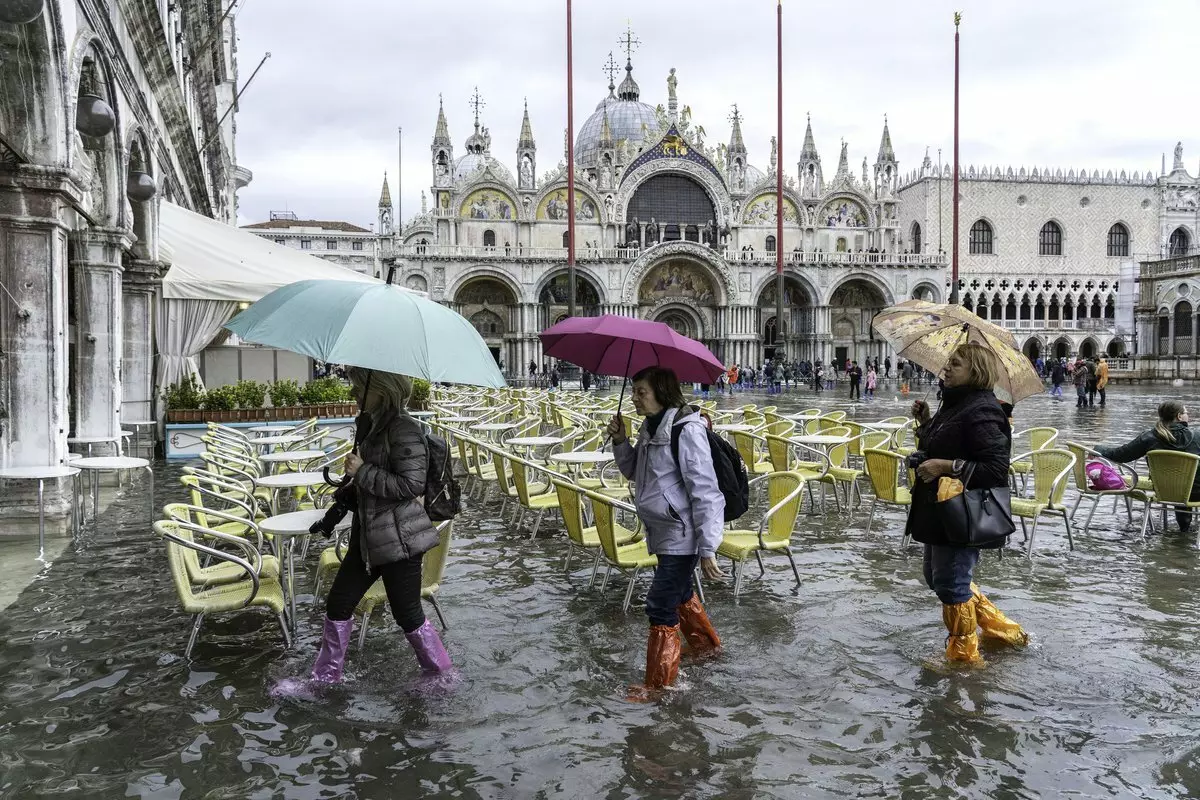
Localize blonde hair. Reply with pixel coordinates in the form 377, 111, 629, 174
1156, 400, 1185, 444
953, 342, 1001, 391
347, 367, 412, 411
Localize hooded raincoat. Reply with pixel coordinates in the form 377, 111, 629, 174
1097, 421, 1200, 495
614, 406, 725, 558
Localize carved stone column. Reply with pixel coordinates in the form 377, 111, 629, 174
71, 227, 133, 455
0, 165, 84, 516
122, 259, 164, 426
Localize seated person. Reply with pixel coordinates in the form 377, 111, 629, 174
1097, 400, 1200, 531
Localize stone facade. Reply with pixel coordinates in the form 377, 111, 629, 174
0, 0, 243, 517
241, 212, 381, 278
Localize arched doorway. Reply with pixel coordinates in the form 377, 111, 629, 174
1169, 227, 1191, 257
1023, 338, 1042, 362
829, 278, 889, 366
758, 276, 814, 361
656, 307, 699, 339
1053, 337, 1071, 360
1107, 338, 1126, 358
455, 276, 518, 363
1175, 300, 1193, 354
1079, 338, 1097, 359
538, 271, 602, 329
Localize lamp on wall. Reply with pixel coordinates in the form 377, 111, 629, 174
127, 144, 157, 202
0, 0, 45, 25
76, 61, 116, 138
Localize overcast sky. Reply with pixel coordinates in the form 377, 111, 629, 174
231, 0, 1199, 229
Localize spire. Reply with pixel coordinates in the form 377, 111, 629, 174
835, 139, 850, 178
876, 114, 896, 163
464, 88, 488, 155
433, 94, 451, 147
727, 104, 746, 154
519, 98, 535, 148
378, 171, 392, 207
616, 24, 641, 101
800, 113, 819, 161
599, 106, 614, 147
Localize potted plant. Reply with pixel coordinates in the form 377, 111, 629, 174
202, 385, 238, 423
232, 379, 268, 420
268, 379, 301, 420
409, 378, 431, 412
163, 375, 205, 423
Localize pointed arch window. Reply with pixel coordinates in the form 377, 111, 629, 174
1169, 227, 1191, 256
1107, 223, 1129, 257
969, 219, 993, 254
1038, 221, 1063, 256
910, 222, 923, 253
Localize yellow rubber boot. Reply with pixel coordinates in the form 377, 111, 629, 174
971, 583, 1029, 647
942, 601, 985, 665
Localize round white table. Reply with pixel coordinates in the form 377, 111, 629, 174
507, 436, 564, 448
253, 434, 307, 450
550, 452, 615, 465
0, 465, 82, 553
256, 471, 334, 515
438, 416, 477, 425
863, 421, 907, 431
713, 423, 757, 433
410, 411, 436, 419
71, 456, 153, 524
792, 434, 851, 446
68, 435, 123, 457
260, 509, 346, 636
248, 425, 288, 436
472, 422, 517, 442
260, 450, 327, 474
121, 420, 157, 456
785, 413, 822, 421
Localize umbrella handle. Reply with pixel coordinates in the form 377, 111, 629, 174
324, 466, 349, 488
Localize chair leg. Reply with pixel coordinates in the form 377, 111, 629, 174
1082, 495, 1101, 535
1123, 495, 1134, 525
1061, 509, 1075, 551
864, 497, 878, 534
427, 595, 449, 630
277, 612, 293, 650
785, 548, 801, 587
1069, 493, 1084, 521
600, 565, 613, 592
1025, 517, 1040, 558
184, 613, 205, 660
1139, 500, 1151, 540
588, 551, 603, 589
358, 613, 370, 648
622, 567, 640, 613
733, 561, 745, 600
564, 543, 575, 574
530, 510, 544, 539
500, 497, 508, 518
755, 550, 766, 579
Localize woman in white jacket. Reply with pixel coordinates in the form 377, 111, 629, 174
608, 367, 725, 699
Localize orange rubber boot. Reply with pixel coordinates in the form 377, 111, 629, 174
627, 624, 682, 702
677, 595, 722, 654
942, 601, 985, 665
971, 583, 1029, 647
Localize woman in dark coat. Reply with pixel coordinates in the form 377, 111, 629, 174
274, 368, 450, 697
906, 343, 1027, 664
1097, 400, 1200, 531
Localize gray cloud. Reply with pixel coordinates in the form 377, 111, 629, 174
232, 0, 1199, 228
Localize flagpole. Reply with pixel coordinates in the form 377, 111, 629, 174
566, 0, 577, 319
775, 0, 784, 358
397, 126, 402, 235
950, 12, 961, 305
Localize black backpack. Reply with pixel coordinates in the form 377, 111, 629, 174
669, 416, 750, 522
423, 432, 462, 522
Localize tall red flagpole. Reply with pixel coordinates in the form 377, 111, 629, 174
775, 0, 784, 355
950, 12, 961, 305
566, 0, 577, 319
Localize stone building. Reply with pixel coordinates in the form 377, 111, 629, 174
242, 209, 381, 278
0, 1, 245, 512
381, 32, 1198, 378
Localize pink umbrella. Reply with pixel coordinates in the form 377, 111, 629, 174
540, 315, 725, 404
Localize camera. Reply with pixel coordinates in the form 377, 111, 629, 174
907, 450, 928, 469
309, 482, 358, 537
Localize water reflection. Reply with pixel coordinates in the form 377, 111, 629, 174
1, 385, 1199, 797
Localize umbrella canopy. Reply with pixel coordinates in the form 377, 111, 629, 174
540, 315, 725, 384
224, 279, 506, 388
871, 299, 1043, 402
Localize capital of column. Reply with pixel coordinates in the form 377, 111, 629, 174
123, 258, 167, 292
70, 227, 136, 270
0, 164, 85, 227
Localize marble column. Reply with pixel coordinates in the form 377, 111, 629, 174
1168, 314, 1176, 356
122, 259, 163, 425
0, 165, 83, 517
71, 228, 133, 455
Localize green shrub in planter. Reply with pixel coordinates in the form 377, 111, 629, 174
163, 375, 205, 410
232, 379, 267, 409
203, 385, 238, 411
269, 379, 300, 407
300, 376, 350, 405
409, 378, 431, 411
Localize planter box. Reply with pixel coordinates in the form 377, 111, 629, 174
165, 403, 359, 424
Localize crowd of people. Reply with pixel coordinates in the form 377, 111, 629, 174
1039, 355, 1110, 407
703, 357, 938, 399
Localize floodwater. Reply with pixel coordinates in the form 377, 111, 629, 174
2, 383, 1200, 799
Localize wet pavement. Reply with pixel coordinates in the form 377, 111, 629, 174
2, 382, 1200, 798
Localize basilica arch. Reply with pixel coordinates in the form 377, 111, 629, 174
452, 272, 519, 363
754, 274, 817, 354
828, 276, 892, 365
615, 161, 731, 230
537, 268, 603, 328
622, 241, 736, 305
650, 302, 706, 341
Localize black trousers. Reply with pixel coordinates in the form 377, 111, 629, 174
326, 525, 426, 633
849, 380, 861, 399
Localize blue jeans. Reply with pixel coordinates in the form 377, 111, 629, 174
645, 554, 698, 626
922, 544, 980, 605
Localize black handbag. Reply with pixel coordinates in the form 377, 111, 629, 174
935, 462, 1016, 547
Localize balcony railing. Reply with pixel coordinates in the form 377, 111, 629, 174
1140, 255, 1200, 278
996, 318, 1115, 333
394, 243, 948, 268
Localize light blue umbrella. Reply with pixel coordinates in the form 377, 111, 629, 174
223, 278, 506, 388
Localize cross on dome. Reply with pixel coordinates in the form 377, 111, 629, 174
603, 51, 619, 95
619, 22, 640, 64
469, 87, 486, 130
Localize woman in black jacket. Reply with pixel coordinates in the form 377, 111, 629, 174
906, 343, 1027, 664
1097, 400, 1200, 531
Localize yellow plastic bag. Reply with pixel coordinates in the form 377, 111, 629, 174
937, 477, 964, 502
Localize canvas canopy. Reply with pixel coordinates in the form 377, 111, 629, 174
160, 202, 379, 301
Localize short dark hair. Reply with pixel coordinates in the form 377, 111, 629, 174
631, 366, 686, 409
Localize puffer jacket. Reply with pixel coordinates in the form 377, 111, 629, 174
614, 406, 724, 558
352, 407, 438, 567
1098, 422, 1200, 494
904, 386, 1013, 549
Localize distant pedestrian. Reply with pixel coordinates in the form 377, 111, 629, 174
1074, 363, 1087, 407
1051, 360, 1065, 399
865, 365, 877, 399
849, 360, 863, 400
1096, 357, 1109, 407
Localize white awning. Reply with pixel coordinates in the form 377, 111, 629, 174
160, 202, 380, 301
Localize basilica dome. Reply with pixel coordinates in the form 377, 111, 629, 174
454, 152, 515, 185
575, 63, 659, 169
